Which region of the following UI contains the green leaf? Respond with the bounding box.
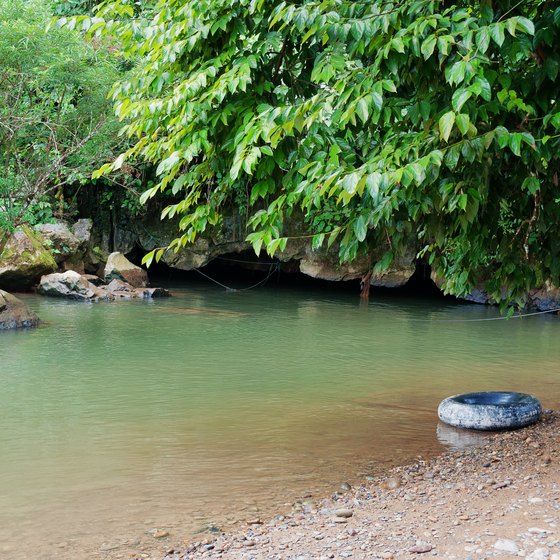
[446,60,466,86]
[521,176,540,194]
[355,98,369,123]
[342,172,360,195]
[509,133,522,156]
[456,113,470,135]
[439,111,456,142]
[476,27,490,53]
[452,89,472,112]
[490,23,505,47]
[353,215,368,242]
[516,17,535,35]
[421,36,437,60]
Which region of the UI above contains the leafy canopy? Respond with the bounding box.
[64,0,560,303]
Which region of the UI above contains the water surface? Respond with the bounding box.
[1,283,558,559]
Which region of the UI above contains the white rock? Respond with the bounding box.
[494,539,519,554]
[526,549,549,560]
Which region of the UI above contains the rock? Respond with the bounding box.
[528,281,560,311]
[84,245,108,276]
[0,290,41,330]
[104,252,149,288]
[38,271,106,301]
[82,274,104,286]
[340,482,352,492]
[106,279,135,293]
[493,539,519,554]
[0,227,57,290]
[526,549,550,560]
[35,222,80,264]
[72,219,92,246]
[409,542,433,554]
[334,509,353,518]
[381,477,401,490]
[153,531,169,539]
[371,250,416,288]
[136,287,170,299]
[38,271,169,301]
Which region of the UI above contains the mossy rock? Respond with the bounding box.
[0,226,57,290]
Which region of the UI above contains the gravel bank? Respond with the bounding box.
[158,411,559,560]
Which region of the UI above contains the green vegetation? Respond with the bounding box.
[0,0,127,249]
[51,1,560,303]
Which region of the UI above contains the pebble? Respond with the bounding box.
[408,541,433,554]
[334,509,353,518]
[340,482,352,492]
[381,477,401,490]
[528,528,550,534]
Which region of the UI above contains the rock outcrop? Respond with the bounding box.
[34,222,81,264]
[0,226,57,290]
[104,252,149,287]
[0,289,41,330]
[38,270,169,301]
[136,214,417,287]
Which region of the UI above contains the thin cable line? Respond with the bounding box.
[409,308,560,322]
[192,264,279,292]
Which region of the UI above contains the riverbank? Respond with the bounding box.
[160,411,559,560]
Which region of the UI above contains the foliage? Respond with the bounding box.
[64,0,560,304]
[0,0,127,248]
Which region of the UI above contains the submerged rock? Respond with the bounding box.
[0,289,41,330]
[0,227,57,290]
[104,252,149,288]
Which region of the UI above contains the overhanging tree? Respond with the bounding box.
[63,0,560,304]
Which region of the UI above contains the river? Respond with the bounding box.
[1,282,558,559]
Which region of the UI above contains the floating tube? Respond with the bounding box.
[438,391,542,431]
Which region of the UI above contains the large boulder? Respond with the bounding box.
[35,222,81,265]
[37,270,107,301]
[104,252,149,287]
[0,226,57,290]
[0,289,41,330]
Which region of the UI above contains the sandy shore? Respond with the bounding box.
[156,411,560,560]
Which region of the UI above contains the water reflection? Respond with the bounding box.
[436,422,493,450]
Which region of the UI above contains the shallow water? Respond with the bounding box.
[1,283,559,558]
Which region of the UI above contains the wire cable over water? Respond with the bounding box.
[192,263,280,292]
[419,307,560,322]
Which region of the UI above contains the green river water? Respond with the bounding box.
[1,282,559,559]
